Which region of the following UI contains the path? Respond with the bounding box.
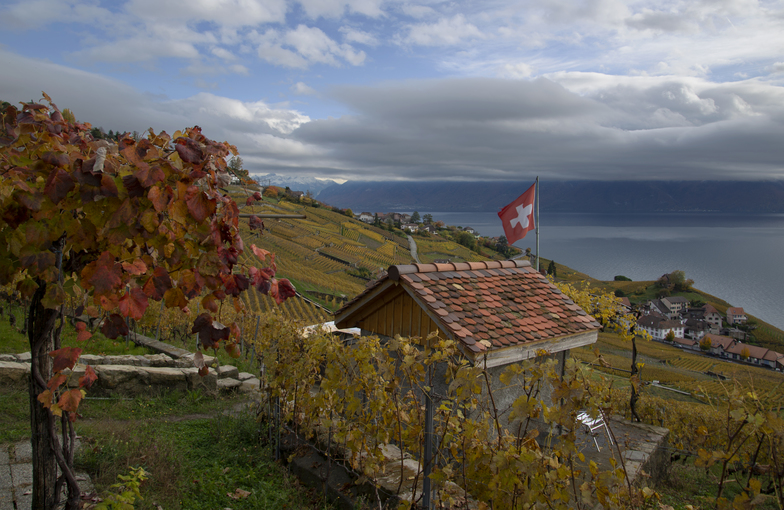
[407,235,421,263]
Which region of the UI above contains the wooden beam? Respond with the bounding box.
[474,331,599,368]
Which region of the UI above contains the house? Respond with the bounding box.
[648,300,676,319]
[358,212,374,223]
[701,304,723,330]
[724,342,781,367]
[673,337,699,351]
[703,334,737,356]
[334,260,601,432]
[683,318,707,340]
[619,297,632,312]
[726,307,747,325]
[637,314,684,340]
[662,296,689,314]
[401,223,418,232]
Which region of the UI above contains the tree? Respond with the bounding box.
[665,330,676,342]
[741,347,751,361]
[422,213,433,224]
[410,211,420,223]
[699,336,712,351]
[547,260,557,278]
[0,95,294,509]
[614,275,631,281]
[227,156,248,181]
[456,231,476,251]
[344,208,353,217]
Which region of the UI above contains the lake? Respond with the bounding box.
[416,212,784,331]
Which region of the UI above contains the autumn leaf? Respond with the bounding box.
[250,244,270,262]
[270,278,296,304]
[164,287,188,309]
[47,373,67,392]
[201,293,219,313]
[79,365,97,389]
[191,313,230,350]
[50,347,83,373]
[148,185,172,212]
[42,151,70,168]
[43,167,75,204]
[101,313,129,339]
[122,259,148,276]
[58,388,84,415]
[174,136,204,164]
[41,282,65,309]
[119,287,149,320]
[179,269,204,299]
[248,215,264,231]
[82,251,122,296]
[223,273,249,297]
[37,389,54,409]
[184,186,216,223]
[227,488,251,500]
[143,267,173,300]
[75,321,92,342]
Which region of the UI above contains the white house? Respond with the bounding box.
[637,315,684,340]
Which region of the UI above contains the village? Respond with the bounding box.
[634,295,783,370]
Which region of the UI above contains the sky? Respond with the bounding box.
[1,0,783,183]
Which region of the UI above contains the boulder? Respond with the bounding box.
[103,355,149,367]
[144,367,188,392]
[240,378,260,393]
[182,367,218,392]
[217,365,239,380]
[16,352,31,363]
[0,361,30,389]
[217,378,242,392]
[236,371,256,381]
[92,365,149,395]
[143,354,174,367]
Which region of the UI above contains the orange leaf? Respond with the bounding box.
[37,389,54,409]
[119,287,149,320]
[164,287,188,310]
[250,244,270,262]
[122,259,148,276]
[58,388,83,414]
[47,373,67,392]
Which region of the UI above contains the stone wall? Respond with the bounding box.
[0,352,261,397]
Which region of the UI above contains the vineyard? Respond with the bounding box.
[575,332,784,406]
[413,237,489,263]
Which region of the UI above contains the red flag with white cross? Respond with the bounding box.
[497,183,536,244]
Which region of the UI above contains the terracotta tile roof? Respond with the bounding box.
[727,307,746,315]
[336,260,601,354]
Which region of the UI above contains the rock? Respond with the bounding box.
[78,354,105,366]
[144,367,188,392]
[236,371,256,381]
[217,365,239,380]
[92,365,149,395]
[103,355,149,367]
[240,378,260,393]
[217,378,242,392]
[16,352,31,363]
[0,354,17,362]
[0,361,30,389]
[175,353,215,368]
[143,354,174,367]
[182,367,218,392]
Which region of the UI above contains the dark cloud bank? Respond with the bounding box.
[316,180,784,213]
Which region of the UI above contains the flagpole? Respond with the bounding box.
[535,175,539,272]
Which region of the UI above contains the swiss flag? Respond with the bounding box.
[497,183,536,244]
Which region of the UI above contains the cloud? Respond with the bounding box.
[125,0,288,27]
[403,14,484,46]
[501,63,534,79]
[768,62,784,74]
[256,25,366,68]
[291,81,318,95]
[283,75,784,182]
[296,0,385,19]
[339,26,379,46]
[0,0,111,29]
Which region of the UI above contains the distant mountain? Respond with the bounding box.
[317,180,784,213]
[253,173,340,196]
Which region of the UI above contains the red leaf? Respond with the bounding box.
[270,278,296,304]
[42,151,70,168]
[184,186,216,223]
[20,251,56,274]
[174,137,204,164]
[250,244,270,262]
[47,373,67,392]
[191,313,230,350]
[142,267,172,300]
[198,365,209,377]
[50,347,83,373]
[82,252,122,296]
[75,321,92,342]
[101,313,129,339]
[223,273,249,297]
[58,388,83,414]
[119,287,149,320]
[79,365,97,389]
[248,215,264,231]
[100,174,119,197]
[253,191,262,200]
[44,168,75,204]
[121,175,146,198]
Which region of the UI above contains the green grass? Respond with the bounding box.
[0,386,30,443]
[75,396,323,510]
[0,303,151,357]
